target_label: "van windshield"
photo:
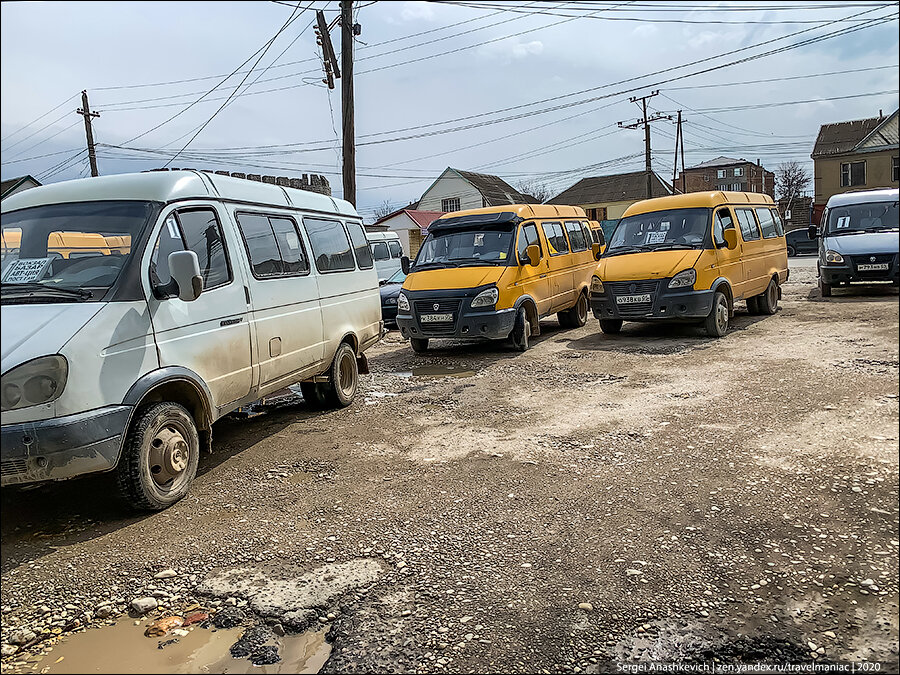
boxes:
[825,200,898,235]
[605,208,710,256]
[414,227,515,269]
[1,201,156,303]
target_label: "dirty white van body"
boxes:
[365,230,403,282]
[1,171,382,510]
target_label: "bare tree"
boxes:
[514,179,554,204]
[775,161,811,201]
[373,199,397,221]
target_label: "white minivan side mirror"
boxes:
[167,250,203,302]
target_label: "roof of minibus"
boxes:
[433,203,587,222]
[0,170,359,219]
[623,191,775,217]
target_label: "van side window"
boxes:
[713,209,735,247]
[770,209,785,236]
[564,221,588,252]
[304,217,356,272]
[235,213,310,278]
[580,221,594,246]
[541,221,569,255]
[371,242,390,261]
[516,222,542,264]
[755,208,780,239]
[151,208,231,290]
[345,220,374,269]
[735,208,760,242]
[271,217,310,274]
[388,240,403,258]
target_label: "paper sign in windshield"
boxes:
[836,216,851,229]
[2,257,52,283]
[646,231,667,244]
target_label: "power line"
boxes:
[1,93,80,144]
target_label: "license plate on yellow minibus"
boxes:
[616,294,651,304]
[421,313,453,323]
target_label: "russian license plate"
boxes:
[616,294,651,304]
[857,263,888,271]
[420,313,453,323]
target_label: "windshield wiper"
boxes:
[604,245,650,257]
[829,228,871,236]
[412,261,459,270]
[649,243,699,251]
[0,282,93,300]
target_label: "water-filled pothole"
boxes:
[11,620,330,674]
[389,365,477,378]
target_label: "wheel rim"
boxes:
[577,295,587,321]
[338,351,356,396]
[716,299,728,332]
[148,424,190,488]
[768,283,777,308]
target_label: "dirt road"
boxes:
[2,257,898,673]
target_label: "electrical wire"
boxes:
[1,93,80,144]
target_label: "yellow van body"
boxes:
[397,204,598,350]
[590,192,788,337]
[1,229,113,259]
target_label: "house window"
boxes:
[734,167,744,177]
[441,197,460,212]
[586,207,607,221]
[893,156,899,182]
[840,161,866,187]
[717,169,726,179]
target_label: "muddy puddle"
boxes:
[389,365,477,378]
[11,620,330,674]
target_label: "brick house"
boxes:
[676,157,775,198]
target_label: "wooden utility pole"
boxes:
[617,91,671,198]
[77,90,100,177]
[341,0,356,206]
[672,110,686,193]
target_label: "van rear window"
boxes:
[755,208,780,239]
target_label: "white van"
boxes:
[0,170,382,510]
[365,230,403,282]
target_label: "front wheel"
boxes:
[321,342,358,408]
[819,277,832,298]
[558,293,588,328]
[704,291,729,338]
[410,338,429,353]
[511,307,531,351]
[116,402,199,511]
[599,319,623,334]
[758,279,779,314]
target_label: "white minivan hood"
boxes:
[1,303,104,374]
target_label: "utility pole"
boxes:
[672,110,686,193]
[617,91,671,198]
[341,0,356,207]
[315,10,340,90]
[77,90,100,177]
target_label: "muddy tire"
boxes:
[758,279,779,314]
[511,307,531,351]
[599,319,623,334]
[819,277,832,298]
[321,342,358,408]
[704,291,729,338]
[410,338,429,353]
[558,292,588,328]
[116,402,199,512]
[300,382,328,409]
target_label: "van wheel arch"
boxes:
[338,332,359,355]
[124,377,213,457]
[515,296,540,337]
[712,280,734,317]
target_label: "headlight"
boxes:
[668,269,697,289]
[1,355,68,412]
[471,287,499,308]
[590,276,605,294]
[825,250,844,264]
[397,292,410,312]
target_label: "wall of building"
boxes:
[384,213,415,257]
[813,149,899,204]
[580,200,641,220]
[778,195,813,231]
[678,163,775,198]
[418,174,483,212]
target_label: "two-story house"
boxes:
[676,157,775,197]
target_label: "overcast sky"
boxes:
[1,1,898,220]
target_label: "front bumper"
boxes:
[590,278,714,322]
[395,286,516,341]
[821,253,899,285]
[1,405,131,486]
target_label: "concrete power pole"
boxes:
[77,90,100,177]
[618,91,671,199]
[341,0,356,207]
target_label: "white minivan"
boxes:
[365,230,403,282]
[0,170,382,510]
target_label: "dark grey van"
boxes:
[809,188,899,297]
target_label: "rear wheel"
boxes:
[704,291,729,338]
[410,337,429,353]
[320,342,358,408]
[758,279,779,314]
[511,307,531,351]
[558,292,588,328]
[116,402,199,511]
[746,296,760,314]
[787,245,796,257]
[599,319,623,334]
[819,277,832,297]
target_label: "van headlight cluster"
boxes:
[590,276,605,294]
[825,250,844,264]
[471,287,499,308]
[397,293,410,312]
[1,355,68,412]
[668,269,696,289]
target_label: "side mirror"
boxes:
[591,242,603,260]
[401,255,410,275]
[167,250,203,302]
[379,278,387,286]
[807,225,819,241]
[723,229,738,250]
[525,244,541,267]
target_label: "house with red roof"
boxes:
[371,208,446,257]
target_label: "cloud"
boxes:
[400,2,437,22]
[479,39,544,62]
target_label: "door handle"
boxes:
[540,273,548,278]
[244,286,251,304]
